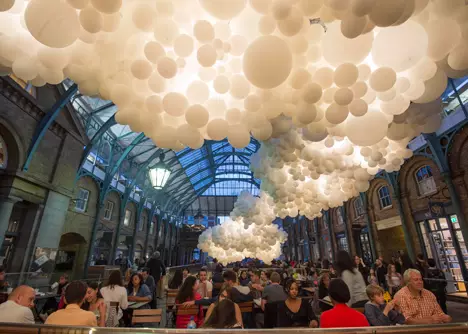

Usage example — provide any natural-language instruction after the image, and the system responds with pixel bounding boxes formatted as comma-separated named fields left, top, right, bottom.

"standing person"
left=82, top=282, right=107, bottom=327
left=320, top=279, right=370, bottom=328
left=386, top=264, right=403, bottom=296
left=96, top=254, right=107, bottom=265
left=374, top=259, right=387, bottom=289
left=100, top=270, right=128, bottom=327
left=364, top=285, right=405, bottom=326
left=394, top=269, right=451, bottom=324
left=426, top=258, right=448, bottom=314
left=0, top=285, right=35, bottom=324
left=46, top=281, right=97, bottom=326
left=175, top=276, right=203, bottom=328
left=277, top=279, right=318, bottom=328
left=354, top=256, right=368, bottom=284
left=146, top=251, right=166, bottom=299
left=197, top=268, right=213, bottom=298
left=335, top=251, right=368, bottom=307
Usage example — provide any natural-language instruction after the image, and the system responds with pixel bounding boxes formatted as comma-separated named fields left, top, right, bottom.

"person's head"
left=240, top=271, right=248, bottom=279
left=427, top=258, right=436, bottom=268
left=260, top=270, right=267, bottom=281
left=59, top=274, right=69, bottom=285
left=9, top=285, right=35, bottom=308
left=118, top=253, right=122, bottom=259
left=169, top=269, right=183, bottom=289
left=320, top=272, right=331, bottom=289
left=223, top=270, right=237, bottom=286
left=250, top=271, right=260, bottom=283
left=141, top=267, right=150, bottom=280
left=284, top=279, right=299, bottom=299
left=270, top=272, right=281, bottom=284
left=182, top=268, right=189, bottom=278
left=404, top=269, right=424, bottom=292
left=328, top=278, right=351, bottom=305
left=202, top=299, right=238, bottom=329
left=176, top=276, right=198, bottom=302
left=107, top=270, right=123, bottom=288
left=378, top=255, right=384, bottom=262
left=65, top=281, right=88, bottom=306
left=100, top=254, right=105, bottom=259
left=335, top=250, right=354, bottom=274
left=199, top=269, right=208, bottom=282
left=369, top=268, right=375, bottom=276
left=130, top=273, right=144, bottom=287
left=218, top=283, right=233, bottom=302
left=375, top=259, right=382, bottom=267
left=388, top=264, right=396, bottom=275
left=366, top=284, right=385, bottom=305
left=85, top=282, right=102, bottom=303
left=247, top=269, right=253, bottom=276
left=152, top=251, right=160, bottom=259
left=0, top=265, right=5, bottom=281
left=354, top=256, right=361, bottom=266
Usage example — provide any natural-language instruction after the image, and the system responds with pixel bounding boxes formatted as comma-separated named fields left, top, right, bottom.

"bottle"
left=187, top=316, right=197, bottom=329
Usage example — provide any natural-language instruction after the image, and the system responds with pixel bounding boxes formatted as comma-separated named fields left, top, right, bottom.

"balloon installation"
left=1, top=0, right=468, bottom=263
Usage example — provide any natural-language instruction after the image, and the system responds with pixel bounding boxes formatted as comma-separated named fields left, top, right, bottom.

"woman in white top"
left=335, top=251, right=368, bottom=308
left=386, top=264, right=403, bottom=296
left=100, top=270, right=128, bottom=327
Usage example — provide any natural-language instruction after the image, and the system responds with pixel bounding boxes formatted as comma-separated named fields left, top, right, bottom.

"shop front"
left=335, top=232, right=349, bottom=252
left=359, top=227, right=373, bottom=265
left=415, top=203, right=467, bottom=293
left=375, top=216, right=407, bottom=261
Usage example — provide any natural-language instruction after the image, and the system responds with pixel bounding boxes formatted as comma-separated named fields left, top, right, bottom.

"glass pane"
left=451, top=215, right=460, bottom=229
left=429, top=219, right=438, bottom=231
left=439, top=218, right=449, bottom=229
left=419, top=221, right=433, bottom=259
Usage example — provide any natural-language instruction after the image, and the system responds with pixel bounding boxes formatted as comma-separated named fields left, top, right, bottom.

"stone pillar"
left=360, top=193, right=377, bottom=261
left=343, top=205, right=357, bottom=256
left=400, top=192, right=422, bottom=257
left=0, top=196, right=20, bottom=249
left=367, top=202, right=383, bottom=257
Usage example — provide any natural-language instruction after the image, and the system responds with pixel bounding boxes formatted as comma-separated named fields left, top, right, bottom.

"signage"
left=375, top=216, right=402, bottom=231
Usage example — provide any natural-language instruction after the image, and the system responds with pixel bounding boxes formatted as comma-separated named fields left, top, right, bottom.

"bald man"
left=0, top=285, right=35, bottom=324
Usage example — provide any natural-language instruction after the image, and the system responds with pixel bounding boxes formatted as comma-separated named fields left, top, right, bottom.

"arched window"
left=354, top=197, right=365, bottom=216
left=0, top=134, right=7, bottom=169
left=415, top=165, right=436, bottom=195
left=378, top=186, right=392, bottom=209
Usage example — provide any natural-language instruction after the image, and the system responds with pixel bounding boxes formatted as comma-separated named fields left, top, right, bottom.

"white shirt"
left=0, top=300, right=34, bottom=324
left=197, top=280, right=213, bottom=298
left=100, top=285, right=128, bottom=325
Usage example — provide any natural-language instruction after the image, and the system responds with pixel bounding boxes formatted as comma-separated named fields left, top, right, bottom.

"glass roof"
left=65, top=80, right=261, bottom=214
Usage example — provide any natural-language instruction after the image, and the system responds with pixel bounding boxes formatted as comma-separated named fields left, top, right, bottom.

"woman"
left=239, top=271, right=250, bottom=286
left=368, top=269, right=379, bottom=286
left=335, top=251, right=368, bottom=308
left=205, top=284, right=242, bottom=327
left=354, top=255, right=368, bottom=284
left=260, top=271, right=270, bottom=286
left=169, top=269, right=183, bottom=290
left=318, top=273, right=333, bottom=312
left=202, top=299, right=242, bottom=329
left=127, top=273, right=152, bottom=308
left=175, top=276, right=203, bottom=328
left=82, top=282, right=107, bottom=327
left=386, top=264, right=402, bottom=296
left=100, top=270, right=128, bottom=327
left=277, top=279, right=319, bottom=328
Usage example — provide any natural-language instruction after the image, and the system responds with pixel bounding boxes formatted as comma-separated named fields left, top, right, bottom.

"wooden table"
left=128, top=301, right=150, bottom=309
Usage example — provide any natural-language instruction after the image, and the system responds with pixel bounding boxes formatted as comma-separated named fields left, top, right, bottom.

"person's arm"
left=340, top=271, right=354, bottom=306
left=364, top=304, right=392, bottom=326
left=160, top=262, right=166, bottom=276
left=206, top=282, right=212, bottom=298
left=23, top=308, right=35, bottom=324
left=98, top=301, right=107, bottom=327
left=235, top=303, right=243, bottom=327
left=204, top=303, right=215, bottom=323
left=120, top=287, right=129, bottom=310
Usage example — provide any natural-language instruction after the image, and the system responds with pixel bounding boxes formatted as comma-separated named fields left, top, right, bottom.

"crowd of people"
left=0, top=250, right=454, bottom=330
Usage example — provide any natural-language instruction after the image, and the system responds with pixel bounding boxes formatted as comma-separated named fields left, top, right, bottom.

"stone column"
left=367, top=203, right=382, bottom=257
left=343, top=205, right=357, bottom=256
left=0, top=196, right=20, bottom=249
left=399, top=192, right=422, bottom=257
left=360, top=193, right=377, bottom=261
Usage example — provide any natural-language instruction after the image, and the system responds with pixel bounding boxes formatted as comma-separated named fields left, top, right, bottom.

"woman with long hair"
left=277, top=279, right=318, bottom=328
left=169, top=269, right=184, bottom=289
left=82, top=282, right=107, bottom=327
left=100, top=270, right=128, bottom=327
left=202, top=299, right=242, bottom=329
left=386, top=264, right=403, bottom=296
left=318, top=273, right=333, bottom=312
left=335, top=251, right=368, bottom=308
left=127, top=273, right=152, bottom=307
left=205, top=283, right=242, bottom=327
left=239, top=270, right=250, bottom=286
left=175, top=276, right=203, bottom=328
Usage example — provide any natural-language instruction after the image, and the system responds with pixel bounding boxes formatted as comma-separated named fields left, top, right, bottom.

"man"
left=46, top=281, right=97, bottom=326
left=426, top=258, right=448, bottom=314
left=374, top=259, right=387, bottom=289
left=378, top=255, right=388, bottom=269
left=141, top=267, right=156, bottom=295
left=248, top=271, right=264, bottom=299
left=95, top=253, right=107, bottom=265
left=114, top=253, right=123, bottom=266
left=0, top=285, right=35, bottom=324
left=223, top=270, right=253, bottom=303
left=261, top=272, right=286, bottom=311
left=393, top=269, right=451, bottom=325
left=146, top=251, right=166, bottom=299
left=197, top=268, right=213, bottom=298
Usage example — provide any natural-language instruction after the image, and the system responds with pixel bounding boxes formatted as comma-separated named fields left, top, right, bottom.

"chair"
left=165, top=289, right=179, bottom=328
left=105, top=301, right=120, bottom=327
left=176, top=304, right=200, bottom=316
left=132, top=308, right=162, bottom=325
left=237, top=301, right=253, bottom=313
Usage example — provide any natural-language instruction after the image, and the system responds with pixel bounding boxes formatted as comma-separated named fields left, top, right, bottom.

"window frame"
left=415, top=165, right=437, bottom=196
left=150, top=221, right=155, bottom=235
left=354, top=197, right=365, bottom=217
left=103, top=201, right=114, bottom=220
left=75, top=188, right=90, bottom=212
left=139, top=216, right=147, bottom=232
left=378, top=185, right=392, bottom=209
left=124, top=209, right=132, bottom=226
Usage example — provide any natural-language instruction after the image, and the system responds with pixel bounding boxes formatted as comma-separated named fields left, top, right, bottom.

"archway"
left=57, top=232, right=87, bottom=279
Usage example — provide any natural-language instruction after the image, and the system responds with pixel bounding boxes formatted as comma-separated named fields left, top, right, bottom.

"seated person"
left=277, top=279, right=318, bottom=328
left=394, top=269, right=452, bottom=325
left=82, top=282, right=107, bottom=327
left=248, top=271, right=264, bottom=299
left=46, top=281, right=97, bottom=326
left=202, top=299, right=242, bottom=329
left=197, top=269, right=213, bottom=298
left=203, top=284, right=242, bottom=327
left=222, top=270, right=253, bottom=303
left=320, top=278, right=370, bottom=328
left=318, top=272, right=333, bottom=312
left=0, top=285, right=35, bottom=324
left=175, top=276, right=203, bottom=328
left=168, top=269, right=183, bottom=290
left=141, top=268, right=156, bottom=296
left=261, top=272, right=287, bottom=311
left=364, top=285, right=405, bottom=326
left=127, top=273, right=152, bottom=308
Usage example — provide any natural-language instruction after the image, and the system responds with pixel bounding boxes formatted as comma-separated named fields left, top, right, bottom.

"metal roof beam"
left=90, top=102, right=115, bottom=115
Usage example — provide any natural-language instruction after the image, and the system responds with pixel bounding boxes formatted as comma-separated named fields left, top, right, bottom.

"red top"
left=176, top=293, right=203, bottom=328
left=320, top=304, right=370, bottom=328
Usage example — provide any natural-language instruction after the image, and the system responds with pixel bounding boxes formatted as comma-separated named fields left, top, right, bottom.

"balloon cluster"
left=197, top=191, right=287, bottom=264
left=1, top=0, right=467, bottom=152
